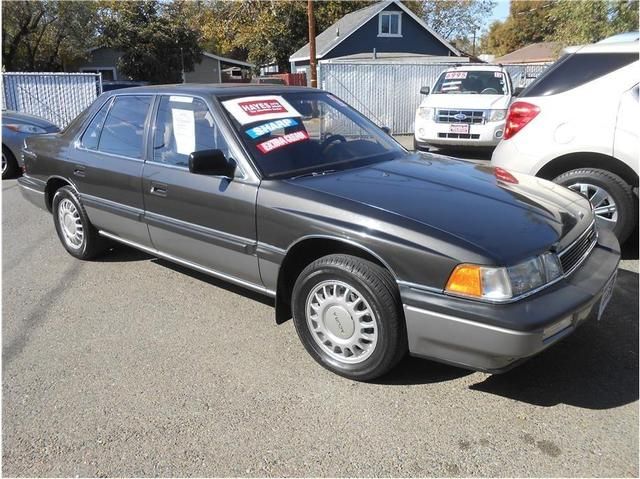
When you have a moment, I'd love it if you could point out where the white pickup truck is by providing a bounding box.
[414,65,513,151]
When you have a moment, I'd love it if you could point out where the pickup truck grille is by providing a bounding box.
[558,223,597,275]
[436,109,485,124]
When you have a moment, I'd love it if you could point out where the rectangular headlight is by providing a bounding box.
[417,107,434,120]
[445,252,564,302]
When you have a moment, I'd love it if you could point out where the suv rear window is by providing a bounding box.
[522,52,637,97]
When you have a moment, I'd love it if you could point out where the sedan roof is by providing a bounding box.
[102,83,318,98]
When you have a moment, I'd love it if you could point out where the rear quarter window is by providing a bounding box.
[522,52,638,97]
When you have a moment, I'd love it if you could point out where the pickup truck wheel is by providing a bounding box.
[52,186,107,260]
[2,146,19,180]
[554,168,636,243]
[292,254,407,381]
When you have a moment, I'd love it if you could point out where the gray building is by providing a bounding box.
[70,47,253,83]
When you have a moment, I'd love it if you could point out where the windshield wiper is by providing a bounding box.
[289,169,338,180]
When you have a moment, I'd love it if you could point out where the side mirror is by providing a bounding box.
[381,126,391,135]
[513,86,525,97]
[420,86,430,95]
[189,149,235,177]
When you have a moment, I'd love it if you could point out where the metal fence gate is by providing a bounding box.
[318,62,550,134]
[2,72,102,128]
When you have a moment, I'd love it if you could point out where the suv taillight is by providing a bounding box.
[503,101,540,140]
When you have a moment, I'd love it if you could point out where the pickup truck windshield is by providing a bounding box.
[433,70,508,95]
[220,92,404,178]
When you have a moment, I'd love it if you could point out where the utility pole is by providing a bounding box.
[307,0,317,88]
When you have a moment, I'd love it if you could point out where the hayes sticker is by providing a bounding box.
[256,130,309,154]
[222,95,301,125]
[246,118,299,139]
[238,99,286,116]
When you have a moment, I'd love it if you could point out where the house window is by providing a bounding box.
[378,12,402,37]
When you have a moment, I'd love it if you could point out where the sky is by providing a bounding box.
[490,0,511,24]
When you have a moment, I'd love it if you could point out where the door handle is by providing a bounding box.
[150,182,168,197]
[73,165,86,177]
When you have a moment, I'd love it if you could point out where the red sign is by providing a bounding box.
[256,130,309,154]
[238,99,287,116]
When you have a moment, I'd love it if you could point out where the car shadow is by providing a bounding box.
[375,356,472,385]
[469,268,638,410]
[94,245,154,262]
[431,147,495,162]
[151,257,275,308]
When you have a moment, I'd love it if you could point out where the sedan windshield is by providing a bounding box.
[220,91,405,178]
[433,70,508,95]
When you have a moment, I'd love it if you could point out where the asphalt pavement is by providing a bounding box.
[2,178,638,477]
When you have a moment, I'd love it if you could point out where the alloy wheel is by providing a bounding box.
[305,280,378,364]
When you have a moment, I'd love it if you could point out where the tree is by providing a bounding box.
[419,0,496,40]
[481,0,639,56]
[192,0,376,73]
[97,0,202,83]
[548,0,639,46]
[2,1,99,71]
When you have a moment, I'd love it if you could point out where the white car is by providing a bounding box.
[414,65,512,151]
[492,41,639,243]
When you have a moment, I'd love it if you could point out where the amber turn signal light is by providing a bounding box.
[445,264,482,297]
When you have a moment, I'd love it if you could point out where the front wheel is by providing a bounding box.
[291,254,407,381]
[554,168,636,243]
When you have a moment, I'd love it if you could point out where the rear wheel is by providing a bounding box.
[554,168,636,243]
[291,254,407,381]
[2,146,19,179]
[52,186,108,259]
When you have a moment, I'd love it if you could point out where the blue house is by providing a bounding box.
[289,0,461,72]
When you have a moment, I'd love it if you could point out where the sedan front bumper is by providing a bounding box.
[400,228,620,372]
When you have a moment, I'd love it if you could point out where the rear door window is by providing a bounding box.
[97,95,152,159]
[522,52,638,97]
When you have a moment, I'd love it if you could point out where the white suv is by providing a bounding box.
[492,41,638,243]
[414,65,512,151]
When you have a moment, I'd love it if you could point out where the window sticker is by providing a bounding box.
[222,95,301,125]
[445,71,467,80]
[171,108,196,155]
[256,130,309,154]
[246,118,299,139]
[494,72,503,78]
[169,95,194,103]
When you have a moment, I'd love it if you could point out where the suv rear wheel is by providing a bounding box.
[554,168,636,243]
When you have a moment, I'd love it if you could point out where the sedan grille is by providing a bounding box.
[558,223,597,275]
[436,109,485,124]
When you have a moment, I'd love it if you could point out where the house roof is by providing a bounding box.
[494,42,561,64]
[289,0,460,62]
[86,46,254,68]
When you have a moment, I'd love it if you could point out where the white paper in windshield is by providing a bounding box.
[222,95,301,125]
[171,108,195,155]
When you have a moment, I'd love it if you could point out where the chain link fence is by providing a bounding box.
[318,61,551,134]
[2,72,102,128]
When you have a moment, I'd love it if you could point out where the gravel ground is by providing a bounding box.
[2,178,638,477]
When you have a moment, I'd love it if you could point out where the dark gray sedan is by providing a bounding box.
[2,110,59,179]
[18,85,620,380]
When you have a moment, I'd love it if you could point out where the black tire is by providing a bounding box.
[554,168,636,244]
[291,254,407,381]
[52,186,108,259]
[2,145,20,180]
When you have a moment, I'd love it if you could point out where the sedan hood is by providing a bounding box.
[421,94,510,110]
[287,154,593,265]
